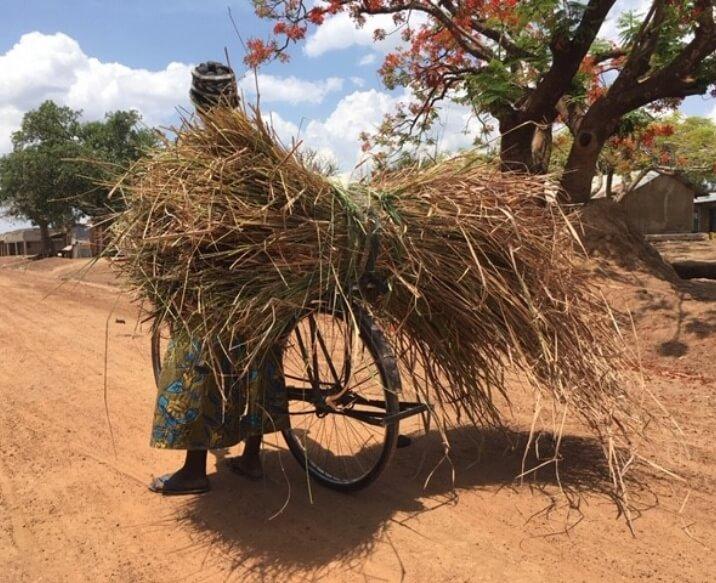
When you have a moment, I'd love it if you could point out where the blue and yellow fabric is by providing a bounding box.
[151,331,289,450]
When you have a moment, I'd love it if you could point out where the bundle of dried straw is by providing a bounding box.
[110,106,652,499]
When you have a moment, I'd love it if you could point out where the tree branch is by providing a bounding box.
[611,0,666,90]
[524,0,618,120]
[555,97,587,135]
[359,1,496,61]
[592,48,627,64]
[469,17,533,59]
[613,1,716,114]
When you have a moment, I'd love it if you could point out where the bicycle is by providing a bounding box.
[149,61,428,492]
[151,299,428,491]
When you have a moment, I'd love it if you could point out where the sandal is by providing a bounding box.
[148,473,211,495]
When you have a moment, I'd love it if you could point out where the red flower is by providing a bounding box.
[308,8,325,25]
[286,24,306,40]
[245,38,276,68]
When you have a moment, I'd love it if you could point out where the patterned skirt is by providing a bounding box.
[150,332,289,450]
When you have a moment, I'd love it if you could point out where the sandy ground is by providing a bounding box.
[0,258,715,582]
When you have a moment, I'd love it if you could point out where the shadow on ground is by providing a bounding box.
[175,426,645,581]
[623,277,716,358]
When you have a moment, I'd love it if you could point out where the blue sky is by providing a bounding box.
[1,0,714,233]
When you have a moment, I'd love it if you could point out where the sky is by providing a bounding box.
[1,0,714,233]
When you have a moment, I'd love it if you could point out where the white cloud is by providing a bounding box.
[266,111,300,144]
[304,89,400,171]
[266,89,399,172]
[305,13,415,57]
[0,105,23,153]
[0,31,192,153]
[266,89,481,173]
[599,0,652,42]
[240,74,343,105]
[350,77,365,87]
[432,101,483,153]
[66,60,192,122]
[358,53,378,66]
[0,31,345,155]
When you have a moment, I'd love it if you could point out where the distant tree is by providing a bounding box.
[296,147,341,177]
[0,101,85,255]
[78,110,158,217]
[649,115,716,188]
[248,0,716,203]
[0,103,157,255]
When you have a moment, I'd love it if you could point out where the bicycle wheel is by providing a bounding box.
[281,303,401,491]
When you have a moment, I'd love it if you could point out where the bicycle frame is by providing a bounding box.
[283,304,429,428]
[285,385,428,427]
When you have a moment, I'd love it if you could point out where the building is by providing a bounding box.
[0,228,60,256]
[67,224,94,258]
[694,193,716,233]
[610,171,705,235]
[0,225,94,257]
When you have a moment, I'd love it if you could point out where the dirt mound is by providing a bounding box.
[577,199,678,283]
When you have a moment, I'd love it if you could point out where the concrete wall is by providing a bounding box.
[0,240,47,256]
[0,229,65,256]
[620,175,695,234]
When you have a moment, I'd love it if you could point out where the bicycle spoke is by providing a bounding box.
[283,306,397,487]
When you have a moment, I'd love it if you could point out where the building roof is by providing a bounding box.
[592,169,707,199]
[694,193,716,205]
[0,227,64,243]
[0,228,42,243]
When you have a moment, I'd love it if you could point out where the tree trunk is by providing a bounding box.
[499,117,553,174]
[531,124,552,174]
[38,220,52,257]
[499,118,534,172]
[560,106,619,203]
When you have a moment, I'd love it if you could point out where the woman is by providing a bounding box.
[149,62,289,495]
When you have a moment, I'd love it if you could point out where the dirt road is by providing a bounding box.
[0,262,714,582]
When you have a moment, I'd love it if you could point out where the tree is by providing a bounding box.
[551,113,716,196]
[247,0,716,202]
[0,102,156,256]
[560,3,715,202]
[0,101,85,255]
[648,115,716,188]
[78,110,158,217]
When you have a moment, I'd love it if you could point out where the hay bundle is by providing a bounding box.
[110,107,647,490]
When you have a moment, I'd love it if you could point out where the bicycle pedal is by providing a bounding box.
[396,435,412,448]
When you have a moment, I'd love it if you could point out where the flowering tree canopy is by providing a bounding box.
[248,0,716,202]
